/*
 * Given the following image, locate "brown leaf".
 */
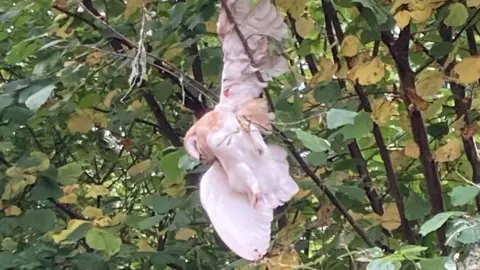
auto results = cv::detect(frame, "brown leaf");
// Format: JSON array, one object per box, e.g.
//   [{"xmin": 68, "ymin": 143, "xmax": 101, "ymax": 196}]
[
  {"xmin": 406, "ymin": 87, "xmax": 428, "ymax": 111},
  {"xmin": 316, "ymin": 204, "xmax": 335, "ymax": 226},
  {"xmin": 462, "ymin": 122, "xmax": 480, "ymax": 139}
]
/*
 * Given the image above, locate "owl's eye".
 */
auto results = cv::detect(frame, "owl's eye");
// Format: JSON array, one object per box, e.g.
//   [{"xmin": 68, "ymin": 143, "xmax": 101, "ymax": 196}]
[{"xmin": 223, "ymin": 88, "xmax": 230, "ymax": 97}]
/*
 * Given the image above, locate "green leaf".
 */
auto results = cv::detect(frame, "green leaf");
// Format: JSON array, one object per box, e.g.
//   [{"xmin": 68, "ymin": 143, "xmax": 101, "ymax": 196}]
[
  {"xmin": 137, "ymin": 215, "xmax": 165, "ymax": 230},
  {"xmin": 444, "ymin": 3, "xmax": 468, "ymax": 27},
  {"xmin": 397, "ymin": 245, "xmax": 427, "ymax": 255},
  {"xmin": 0, "ymin": 94, "xmax": 14, "ymax": 111},
  {"xmin": 57, "ymin": 162, "xmax": 83, "ymax": 185},
  {"xmin": 419, "ymin": 257, "xmax": 449, "ymax": 270},
  {"xmin": 335, "ymin": 185, "xmax": 367, "ymax": 202},
  {"xmin": 78, "ymin": 93, "xmax": 101, "ymax": 109},
  {"xmin": 367, "ymin": 259, "xmax": 400, "ymax": 270},
  {"xmin": 30, "ymin": 177, "xmax": 63, "ymax": 201},
  {"xmin": 21, "ymin": 209, "xmax": 56, "ymax": 233},
  {"xmin": 295, "ymin": 129, "xmax": 331, "ymax": 152},
  {"xmin": 340, "ymin": 111, "xmax": 374, "ymax": 139},
  {"xmin": 160, "ymin": 150, "xmax": 185, "ymax": 182},
  {"xmin": 419, "ymin": 211, "xmax": 465, "ymax": 236},
  {"xmin": 326, "ymin": 108, "xmax": 357, "ymax": 129},
  {"xmin": 352, "ymin": 0, "xmax": 392, "ymax": 27},
  {"xmin": 85, "ymin": 228, "xmax": 122, "ymax": 255},
  {"xmin": 307, "ymin": 152, "xmax": 327, "ymax": 166},
  {"xmin": 405, "ymin": 192, "xmax": 431, "ymax": 221},
  {"xmin": 154, "ymin": 81, "xmax": 174, "ymax": 102},
  {"xmin": 170, "ymin": 3, "xmax": 186, "ymax": 28},
  {"xmin": 6, "ymin": 40, "xmax": 40, "ymax": 64},
  {"xmin": 141, "ymin": 194, "xmax": 182, "ymax": 214},
  {"xmin": 430, "ymin": 42, "xmax": 452, "ymax": 59},
  {"xmin": 449, "ymin": 186, "xmax": 480, "ymax": 206},
  {"xmin": 25, "ymin": 84, "xmax": 55, "ymax": 111},
  {"xmin": 314, "ymin": 82, "xmax": 342, "ymax": 105}
]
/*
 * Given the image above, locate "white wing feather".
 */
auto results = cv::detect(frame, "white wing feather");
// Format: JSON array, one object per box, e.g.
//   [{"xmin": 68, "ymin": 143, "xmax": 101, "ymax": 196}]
[{"xmin": 200, "ymin": 161, "xmax": 273, "ymax": 261}]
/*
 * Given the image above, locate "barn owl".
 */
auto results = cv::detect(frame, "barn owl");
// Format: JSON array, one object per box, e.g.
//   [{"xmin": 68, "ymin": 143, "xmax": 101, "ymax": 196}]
[{"xmin": 184, "ymin": 99, "xmax": 299, "ymax": 260}]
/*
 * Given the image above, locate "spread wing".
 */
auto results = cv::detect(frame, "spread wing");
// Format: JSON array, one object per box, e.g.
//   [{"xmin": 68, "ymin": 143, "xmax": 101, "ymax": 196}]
[
  {"xmin": 256, "ymin": 144, "xmax": 300, "ymax": 210},
  {"xmin": 199, "ymin": 161, "xmax": 273, "ymax": 261}
]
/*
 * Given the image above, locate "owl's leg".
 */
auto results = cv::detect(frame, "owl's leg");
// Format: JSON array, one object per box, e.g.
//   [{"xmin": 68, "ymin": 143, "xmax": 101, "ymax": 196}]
[
  {"xmin": 246, "ymin": 125, "xmax": 268, "ymax": 156},
  {"xmin": 232, "ymin": 162, "xmax": 261, "ymax": 208}
]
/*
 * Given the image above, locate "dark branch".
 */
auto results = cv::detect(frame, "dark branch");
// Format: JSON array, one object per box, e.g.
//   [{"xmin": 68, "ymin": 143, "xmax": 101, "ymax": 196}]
[{"xmin": 323, "ymin": 0, "xmax": 415, "ymax": 244}]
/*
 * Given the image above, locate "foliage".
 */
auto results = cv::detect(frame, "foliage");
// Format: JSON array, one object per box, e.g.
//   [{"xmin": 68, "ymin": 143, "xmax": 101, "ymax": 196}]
[{"xmin": 1, "ymin": 0, "xmax": 480, "ymax": 269}]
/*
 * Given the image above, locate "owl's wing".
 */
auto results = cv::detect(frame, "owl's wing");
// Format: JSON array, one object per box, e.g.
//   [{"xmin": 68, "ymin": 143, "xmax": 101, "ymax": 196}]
[
  {"xmin": 255, "ymin": 144, "xmax": 300, "ymax": 210},
  {"xmin": 199, "ymin": 161, "xmax": 273, "ymax": 261}
]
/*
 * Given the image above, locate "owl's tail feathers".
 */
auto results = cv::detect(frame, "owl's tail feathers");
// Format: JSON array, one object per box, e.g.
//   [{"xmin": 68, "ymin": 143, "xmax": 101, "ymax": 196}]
[{"xmin": 200, "ymin": 161, "xmax": 273, "ymax": 261}]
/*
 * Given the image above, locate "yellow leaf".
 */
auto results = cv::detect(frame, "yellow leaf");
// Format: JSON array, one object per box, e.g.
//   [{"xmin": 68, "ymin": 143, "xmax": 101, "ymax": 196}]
[
  {"xmin": 67, "ymin": 109, "xmax": 107, "ymax": 133},
  {"xmin": 422, "ymin": 97, "xmax": 447, "ymax": 120},
  {"xmin": 309, "ymin": 57, "xmax": 337, "ymax": 86},
  {"xmin": 82, "ymin": 206, "xmax": 103, "ymax": 218},
  {"xmin": 24, "ymin": 174, "xmax": 37, "ymax": 185},
  {"xmin": 371, "ymin": 97, "xmax": 398, "ymax": 126},
  {"xmin": 266, "ymin": 250, "xmax": 300, "ymax": 270},
  {"xmin": 125, "ymin": 0, "xmax": 143, "ymax": 17},
  {"xmin": 85, "ymin": 185, "xmax": 109, "ymax": 198},
  {"xmin": 341, "ymin": 35, "xmax": 361, "ymax": 57},
  {"xmin": 163, "ymin": 46, "xmax": 183, "ymax": 61},
  {"xmin": 336, "ymin": 60, "xmax": 349, "ymax": 79},
  {"xmin": 93, "ymin": 216, "xmax": 112, "ymax": 227},
  {"xmin": 111, "ymin": 212, "xmax": 127, "ymax": 226},
  {"xmin": 86, "ymin": 51, "xmax": 103, "ymax": 66},
  {"xmin": 394, "ymin": 10, "xmax": 411, "ymax": 29},
  {"xmin": 409, "ymin": 6, "xmax": 432, "ymax": 23},
  {"xmin": 58, "ymin": 193, "xmax": 78, "ymax": 204},
  {"xmin": 127, "ymin": 159, "xmax": 151, "ymax": 176},
  {"xmin": 381, "ymin": 203, "xmax": 401, "ymax": 231},
  {"xmin": 2, "ymin": 181, "xmax": 27, "ymax": 200},
  {"xmin": 136, "ymin": 239, "xmax": 156, "ymax": 252},
  {"xmin": 399, "ymin": 111, "xmax": 411, "ymax": 131},
  {"xmin": 295, "ymin": 17, "xmax": 314, "ymax": 38},
  {"xmin": 467, "ymin": 0, "xmax": 480, "ymax": 7},
  {"xmin": 55, "ymin": 17, "xmax": 75, "ymax": 39},
  {"xmin": 275, "ymin": 0, "xmax": 294, "ymax": 10},
  {"xmin": 348, "ymin": 56, "xmax": 385, "ymax": 85},
  {"xmin": 288, "ymin": 0, "xmax": 308, "ymax": 19},
  {"xmin": 175, "ymin": 228, "xmax": 197, "ymax": 240},
  {"xmin": 293, "ymin": 188, "xmax": 310, "ymax": 200},
  {"xmin": 434, "ymin": 138, "xmax": 463, "ymax": 162},
  {"xmin": 26, "ymin": 152, "xmax": 51, "ymax": 173},
  {"xmin": 404, "ymin": 140, "xmax": 420, "ymax": 159},
  {"xmin": 52, "ymin": 219, "xmax": 89, "ymax": 243},
  {"xmin": 453, "ymin": 56, "xmax": 480, "ymax": 84},
  {"xmin": 6, "ymin": 167, "xmax": 24, "ymax": 178},
  {"xmin": 67, "ymin": 111, "xmax": 94, "ymax": 133},
  {"xmin": 163, "ymin": 183, "xmax": 187, "ymax": 197},
  {"xmin": 390, "ymin": 150, "xmax": 409, "ymax": 171},
  {"xmin": 205, "ymin": 20, "xmax": 217, "ymax": 33},
  {"xmin": 0, "ymin": 200, "xmax": 3, "ymax": 210},
  {"xmin": 127, "ymin": 100, "xmax": 144, "ymax": 111},
  {"xmin": 452, "ymin": 115, "xmax": 466, "ymax": 130},
  {"xmin": 104, "ymin": 90, "xmax": 117, "ymax": 108},
  {"xmin": 416, "ymin": 70, "xmax": 445, "ymax": 98},
  {"xmin": 63, "ymin": 184, "xmax": 80, "ymax": 194},
  {"xmin": 4, "ymin": 205, "xmax": 22, "ymax": 216}
]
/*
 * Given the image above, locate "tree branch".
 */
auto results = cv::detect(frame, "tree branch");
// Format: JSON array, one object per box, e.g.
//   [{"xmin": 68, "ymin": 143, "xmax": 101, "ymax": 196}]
[
  {"xmin": 323, "ymin": 0, "xmax": 415, "ymax": 244},
  {"xmin": 143, "ymin": 92, "xmax": 183, "ymax": 147},
  {"xmin": 438, "ymin": 22, "xmax": 480, "ymax": 212},
  {"xmin": 322, "ymin": 0, "xmax": 384, "ymax": 217},
  {"xmin": 381, "ymin": 27, "xmax": 445, "ymax": 252}
]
